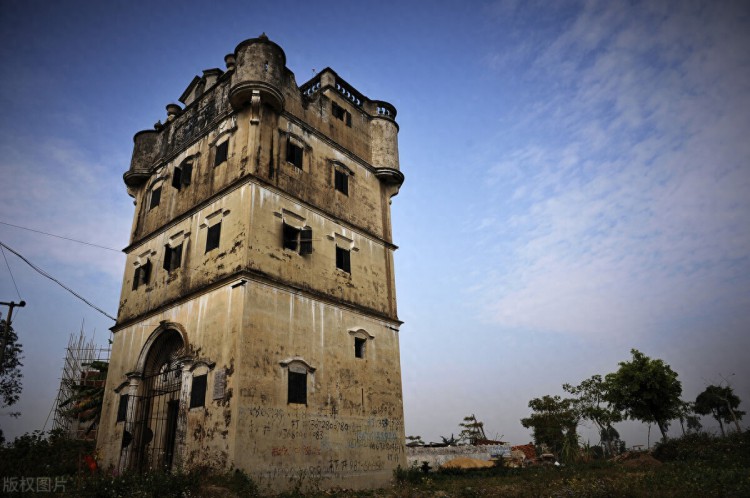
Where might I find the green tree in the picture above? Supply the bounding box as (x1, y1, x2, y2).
(694, 385, 744, 435)
(677, 401, 702, 435)
(521, 395, 579, 460)
(605, 349, 682, 441)
(0, 319, 23, 416)
(459, 414, 487, 444)
(405, 435, 424, 446)
(58, 360, 108, 435)
(440, 433, 459, 446)
(564, 374, 622, 456)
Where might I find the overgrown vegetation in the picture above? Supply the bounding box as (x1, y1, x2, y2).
(1, 430, 748, 496)
(0, 429, 94, 477)
(0, 318, 23, 418)
(521, 349, 745, 462)
(390, 431, 750, 498)
(0, 430, 259, 497)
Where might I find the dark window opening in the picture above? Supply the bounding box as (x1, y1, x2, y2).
(332, 102, 352, 127)
(288, 371, 307, 404)
(163, 243, 183, 273)
(354, 337, 366, 359)
(214, 140, 228, 166)
(206, 222, 221, 253)
(282, 223, 300, 251)
(334, 170, 349, 195)
(300, 227, 313, 255)
(286, 141, 303, 168)
(283, 223, 312, 255)
(336, 246, 351, 273)
(172, 161, 193, 190)
(132, 260, 152, 290)
(190, 374, 207, 408)
(149, 187, 162, 210)
(172, 167, 181, 189)
(117, 394, 129, 422)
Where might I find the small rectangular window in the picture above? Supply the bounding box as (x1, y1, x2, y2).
(149, 187, 162, 210)
(190, 374, 207, 408)
(332, 102, 345, 120)
(206, 222, 221, 253)
(288, 371, 307, 404)
(336, 246, 351, 273)
(163, 243, 183, 272)
(172, 167, 182, 189)
(117, 394, 129, 422)
(286, 141, 303, 168)
(334, 170, 349, 195)
(332, 102, 352, 127)
(299, 227, 313, 255)
(215, 141, 228, 166)
(172, 162, 193, 190)
(132, 260, 152, 290)
(355, 337, 366, 359)
(282, 223, 300, 251)
(182, 162, 192, 186)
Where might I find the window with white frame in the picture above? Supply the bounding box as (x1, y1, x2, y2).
(349, 329, 374, 360)
(280, 358, 315, 405)
(163, 232, 187, 273)
(280, 210, 312, 255)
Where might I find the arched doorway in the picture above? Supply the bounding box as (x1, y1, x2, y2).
(132, 329, 184, 471)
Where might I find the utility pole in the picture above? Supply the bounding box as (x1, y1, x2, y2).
(0, 300, 26, 370)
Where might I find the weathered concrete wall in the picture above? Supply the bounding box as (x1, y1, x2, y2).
(406, 445, 510, 469)
(117, 180, 397, 323)
(234, 283, 404, 489)
(100, 280, 405, 489)
(101, 34, 405, 492)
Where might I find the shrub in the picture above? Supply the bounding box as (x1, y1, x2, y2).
(0, 429, 94, 478)
(393, 464, 424, 485)
(653, 430, 750, 465)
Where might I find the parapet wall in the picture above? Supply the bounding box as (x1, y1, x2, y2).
(406, 445, 510, 468)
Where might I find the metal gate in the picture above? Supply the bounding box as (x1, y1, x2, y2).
(130, 330, 184, 472)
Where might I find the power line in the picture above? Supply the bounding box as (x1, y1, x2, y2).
(0, 220, 123, 253)
(1, 245, 22, 300)
(0, 241, 116, 321)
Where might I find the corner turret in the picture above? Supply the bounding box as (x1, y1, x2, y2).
(123, 130, 159, 188)
(229, 33, 286, 111)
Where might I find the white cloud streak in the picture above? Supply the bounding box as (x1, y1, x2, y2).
(472, 1, 750, 339)
(0, 137, 131, 280)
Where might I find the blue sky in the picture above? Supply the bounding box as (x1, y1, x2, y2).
(1, 0, 748, 447)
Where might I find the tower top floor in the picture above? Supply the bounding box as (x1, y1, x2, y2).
(115, 35, 405, 327)
(123, 33, 403, 202)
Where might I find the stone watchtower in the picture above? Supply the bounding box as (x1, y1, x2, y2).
(97, 34, 405, 489)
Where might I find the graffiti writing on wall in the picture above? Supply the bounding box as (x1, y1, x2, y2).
(237, 404, 404, 479)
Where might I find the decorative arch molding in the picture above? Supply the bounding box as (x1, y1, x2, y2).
(113, 380, 130, 394)
(209, 117, 238, 147)
(279, 357, 316, 373)
(144, 167, 169, 192)
(188, 359, 216, 373)
(331, 159, 354, 176)
(348, 328, 375, 340)
(135, 321, 190, 374)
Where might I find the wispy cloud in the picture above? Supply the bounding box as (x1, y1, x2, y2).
(0, 136, 130, 280)
(470, 1, 750, 338)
